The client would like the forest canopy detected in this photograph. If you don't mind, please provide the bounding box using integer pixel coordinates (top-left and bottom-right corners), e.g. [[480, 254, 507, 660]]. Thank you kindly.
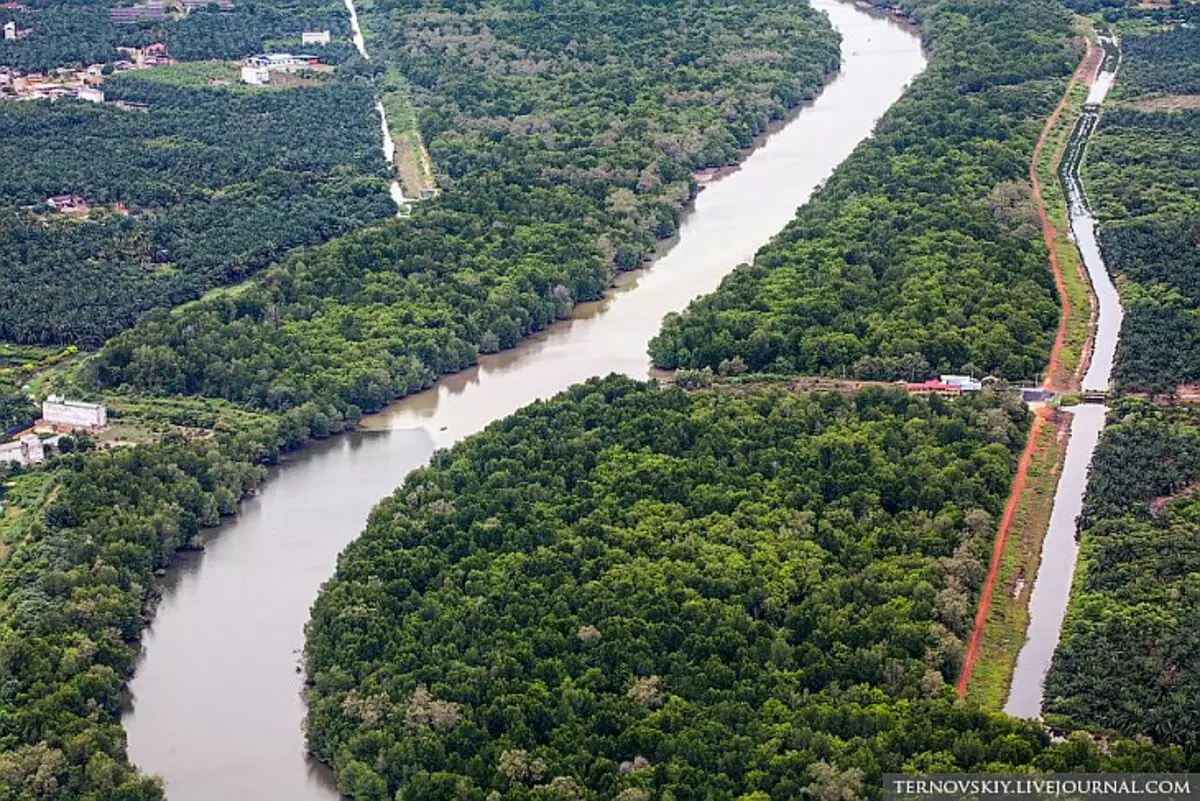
[[1083, 27, 1200, 393], [0, 77, 395, 345], [0, 431, 273, 799], [645, 0, 1078, 383], [0, 0, 354, 72], [86, 0, 841, 431], [305, 378, 1190, 801]]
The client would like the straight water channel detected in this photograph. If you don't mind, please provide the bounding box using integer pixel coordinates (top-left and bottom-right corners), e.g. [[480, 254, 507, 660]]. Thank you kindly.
[[1004, 31, 1123, 720], [122, 5, 927, 798]]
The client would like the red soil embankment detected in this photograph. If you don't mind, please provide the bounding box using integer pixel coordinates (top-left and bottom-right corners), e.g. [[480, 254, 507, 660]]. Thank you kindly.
[[1037, 34, 1099, 392], [956, 34, 1101, 698], [956, 407, 1050, 696]]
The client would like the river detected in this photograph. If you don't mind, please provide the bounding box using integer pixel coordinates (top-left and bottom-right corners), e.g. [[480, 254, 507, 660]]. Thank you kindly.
[[121, 4, 926, 799], [1003, 31, 1122, 720]]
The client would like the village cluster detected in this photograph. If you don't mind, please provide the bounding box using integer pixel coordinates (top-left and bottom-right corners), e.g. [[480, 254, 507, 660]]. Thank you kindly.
[[0, 395, 108, 467], [1, 0, 334, 101], [0, 38, 171, 102]]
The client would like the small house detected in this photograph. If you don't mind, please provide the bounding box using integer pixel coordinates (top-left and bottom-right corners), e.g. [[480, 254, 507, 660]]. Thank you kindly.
[[46, 194, 87, 214], [19, 434, 44, 465], [247, 53, 320, 70], [301, 30, 331, 46], [78, 85, 104, 104], [940, 374, 982, 392], [109, 2, 166, 24], [904, 379, 961, 398], [179, 0, 233, 13]]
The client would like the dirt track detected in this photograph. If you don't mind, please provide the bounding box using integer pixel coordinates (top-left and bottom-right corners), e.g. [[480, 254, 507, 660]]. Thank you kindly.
[[956, 408, 1050, 696], [956, 34, 1100, 698], [1036, 34, 1099, 393]]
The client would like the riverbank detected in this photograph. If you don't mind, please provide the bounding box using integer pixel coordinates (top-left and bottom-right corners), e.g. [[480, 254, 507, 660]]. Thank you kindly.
[[960, 24, 1127, 718], [956, 23, 1113, 704], [116, 4, 925, 799]]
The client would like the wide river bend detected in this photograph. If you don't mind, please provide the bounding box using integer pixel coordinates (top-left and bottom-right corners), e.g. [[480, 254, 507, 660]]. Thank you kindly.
[[122, 5, 927, 798]]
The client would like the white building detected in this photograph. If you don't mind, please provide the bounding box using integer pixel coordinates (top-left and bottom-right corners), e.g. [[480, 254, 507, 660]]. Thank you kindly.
[[240, 65, 269, 85], [42, 395, 107, 430], [3, 22, 16, 41], [940, 375, 982, 392], [0, 435, 45, 466], [78, 85, 104, 104], [247, 53, 319, 70], [0, 441, 20, 465], [301, 30, 330, 45], [19, 434, 44, 465]]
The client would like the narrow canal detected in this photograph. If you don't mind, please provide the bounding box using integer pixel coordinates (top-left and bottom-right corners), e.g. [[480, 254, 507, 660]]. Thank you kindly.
[[342, 0, 407, 210], [121, 4, 927, 799], [1004, 31, 1122, 720]]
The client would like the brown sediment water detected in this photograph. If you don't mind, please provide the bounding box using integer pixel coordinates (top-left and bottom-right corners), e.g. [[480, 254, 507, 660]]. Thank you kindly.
[[121, 4, 926, 798], [1003, 403, 1106, 719]]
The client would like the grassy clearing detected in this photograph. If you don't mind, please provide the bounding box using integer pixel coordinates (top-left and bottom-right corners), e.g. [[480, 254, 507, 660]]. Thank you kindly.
[[0, 470, 57, 561], [101, 393, 276, 435], [381, 67, 435, 197], [0, 344, 83, 402], [122, 61, 330, 91], [966, 408, 1071, 709], [0, 343, 71, 372]]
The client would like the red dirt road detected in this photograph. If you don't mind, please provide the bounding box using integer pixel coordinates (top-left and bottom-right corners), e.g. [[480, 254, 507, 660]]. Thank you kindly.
[[956, 35, 1100, 698], [1037, 34, 1099, 393], [955, 408, 1049, 696]]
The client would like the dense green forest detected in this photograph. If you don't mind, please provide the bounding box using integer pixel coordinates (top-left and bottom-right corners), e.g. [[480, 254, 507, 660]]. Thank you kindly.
[[1118, 27, 1200, 96], [0, 0, 353, 72], [646, 0, 1077, 383], [306, 378, 1192, 800], [0, 430, 276, 800], [1044, 401, 1200, 753], [1082, 27, 1200, 393], [0, 6, 116, 70], [1060, 0, 1200, 23], [87, 0, 841, 426], [1, 3, 845, 796], [0, 390, 37, 437], [0, 77, 394, 345]]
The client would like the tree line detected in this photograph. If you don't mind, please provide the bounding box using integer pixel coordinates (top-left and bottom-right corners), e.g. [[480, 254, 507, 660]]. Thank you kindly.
[[1083, 29, 1200, 394], [87, 0, 842, 437], [645, 0, 1078, 383], [0, 428, 276, 799], [1044, 400, 1200, 754], [0, 0, 353, 73]]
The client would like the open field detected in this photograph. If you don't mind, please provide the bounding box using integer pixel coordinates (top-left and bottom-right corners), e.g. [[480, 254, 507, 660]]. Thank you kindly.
[[122, 60, 332, 91]]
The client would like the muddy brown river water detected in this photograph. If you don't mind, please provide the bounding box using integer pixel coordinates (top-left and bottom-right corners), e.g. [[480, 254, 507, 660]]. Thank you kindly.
[[122, 5, 927, 797]]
